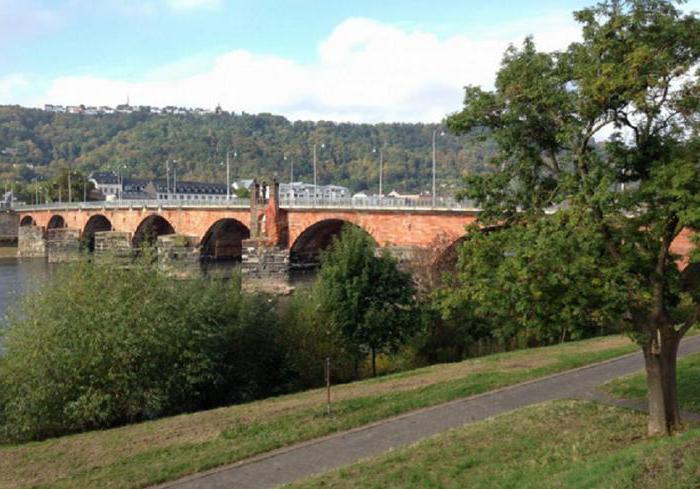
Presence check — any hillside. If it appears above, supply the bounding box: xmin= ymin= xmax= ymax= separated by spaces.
xmin=0 ymin=105 xmax=497 ymax=195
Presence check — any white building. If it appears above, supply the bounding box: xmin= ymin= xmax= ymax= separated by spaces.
xmin=279 ymin=182 xmax=350 ymax=201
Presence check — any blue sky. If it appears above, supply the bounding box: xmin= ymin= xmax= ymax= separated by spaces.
xmin=1 ymin=0 xmax=698 ymax=122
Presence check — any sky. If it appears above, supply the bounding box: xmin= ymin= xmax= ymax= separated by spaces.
xmin=1 ymin=0 xmax=699 ymax=123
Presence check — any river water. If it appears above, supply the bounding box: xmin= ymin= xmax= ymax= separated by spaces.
xmin=0 ymin=259 xmax=52 ymax=324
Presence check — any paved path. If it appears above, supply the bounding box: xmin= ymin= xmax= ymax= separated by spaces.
xmin=158 ymin=336 xmax=700 ymax=489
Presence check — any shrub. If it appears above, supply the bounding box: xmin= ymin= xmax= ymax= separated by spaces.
xmin=0 ymin=258 xmax=282 ymax=442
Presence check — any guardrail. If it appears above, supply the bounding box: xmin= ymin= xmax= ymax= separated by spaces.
xmin=13 ymin=197 xmax=479 ymax=212
xmin=13 ymin=199 xmax=251 ymax=211
xmin=279 ymin=197 xmax=478 ymax=211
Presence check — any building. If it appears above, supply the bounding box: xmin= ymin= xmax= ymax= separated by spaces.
xmin=279 ymin=182 xmax=350 ymax=200
xmin=89 ymin=172 xmax=233 ymax=202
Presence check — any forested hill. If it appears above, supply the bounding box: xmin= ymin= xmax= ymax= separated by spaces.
xmin=0 ymin=105 xmax=497 ymax=194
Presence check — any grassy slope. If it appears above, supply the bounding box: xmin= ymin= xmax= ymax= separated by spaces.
xmin=0 ymin=335 xmax=637 ymax=489
xmin=603 ymin=352 xmax=700 ymax=413
xmin=286 ymin=400 xmax=700 ymax=489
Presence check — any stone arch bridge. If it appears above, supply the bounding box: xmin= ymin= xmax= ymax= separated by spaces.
xmin=16 ymin=181 xmax=694 ymax=290
xmin=16 ymin=181 xmax=484 ymax=290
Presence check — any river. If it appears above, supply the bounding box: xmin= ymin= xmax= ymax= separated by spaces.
xmin=0 ymin=258 xmax=53 ymax=324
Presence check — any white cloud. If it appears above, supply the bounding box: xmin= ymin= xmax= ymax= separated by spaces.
xmin=38 ymin=14 xmax=582 ymax=122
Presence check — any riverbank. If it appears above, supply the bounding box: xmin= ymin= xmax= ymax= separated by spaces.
xmin=0 ymin=335 xmax=638 ymax=489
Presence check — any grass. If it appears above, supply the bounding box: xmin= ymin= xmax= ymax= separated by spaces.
xmin=0 ymin=335 xmax=638 ymax=489
xmin=603 ymin=352 xmax=700 ymax=414
xmin=285 ymin=400 xmax=700 ymax=489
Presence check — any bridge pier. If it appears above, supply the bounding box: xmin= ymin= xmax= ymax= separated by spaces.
xmin=18 ymin=225 xmax=47 ymax=258
xmin=94 ymin=231 xmax=133 ymax=263
xmin=47 ymin=228 xmax=82 ymax=263
xmin=157 ymin=234 xmax=200 ymax=278
xmin=241 ymin=238 xmax=291 ymax=294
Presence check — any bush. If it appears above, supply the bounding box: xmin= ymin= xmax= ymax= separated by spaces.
xmin=0 ymin=258 xmax=283 ymax=443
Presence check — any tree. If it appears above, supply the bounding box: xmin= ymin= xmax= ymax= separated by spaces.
xmin=317 ymin=225 xmax=416 ymax=377
xmin=447 ymin=0 xmax=700 ymax=435
xmin=436 ymin=213 xmax=628 ymax=350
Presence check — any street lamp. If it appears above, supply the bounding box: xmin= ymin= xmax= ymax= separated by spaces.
xmin=284 ymin=153 xmax=294 ymax=184
xmin=432 ymin=129 xmax=445 ymax=208
xmin=313 ymin=143 xmax=325 ymax=207
xmin=372 ymin=147 xmax=384 ymax=198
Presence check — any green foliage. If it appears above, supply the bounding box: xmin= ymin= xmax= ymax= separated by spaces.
xmin=446 ymin=2 xmax=700 ymax=322
xmin=317 ymin=225 xmax=416 ymax=375
xmin=0 ymin=258 xmax=284 ymax=442
xmin=446 ymin=0 xmax=700 ymax=433
xmin=436 ymin=213 xmax=631 ymax=348
xmin=279 ymin=289 xmax=358 ymax=388
xmin=0 ymin=106 xmax=498 ymax=194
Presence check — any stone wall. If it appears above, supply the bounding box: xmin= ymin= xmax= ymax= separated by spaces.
xmin=47 ymin=228 xmax=82 ymax=263
xmin=241 ymin=238 xmax=291 ymax=294
xmin=94 ymin=231 xmax=132 ymax=262
xmin=157 ymin=234 xmax=200 ymax=278
xmin=18 ymin=225 xmax=46 ymax=258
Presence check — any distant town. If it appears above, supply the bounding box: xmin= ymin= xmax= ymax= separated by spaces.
xmin=42 ymin=102 xmax=224 ymax=116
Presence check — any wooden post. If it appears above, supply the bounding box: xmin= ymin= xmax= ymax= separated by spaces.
xmin=325 ymin=356 xmax=331 ymax=415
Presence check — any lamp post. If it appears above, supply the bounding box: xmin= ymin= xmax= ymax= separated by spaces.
xmin=373 ymin=147 xmax=384 ymax=198
xmin=166 ymin=160 xmax=170 ymax=200
xmin=432 ymin=129 xmax=445 ymax=208
xmin=284 ymin=153 xmax=294 ymax=184
xmin=67 ymin=169 xmax=72 ymax=203
xmin=225 ymin=151 xmax=231 ymax=201
xmin=313 ymin=143 xmax=325 ymax=207
xmin=173 ymin=159 xmax=177 ymax=197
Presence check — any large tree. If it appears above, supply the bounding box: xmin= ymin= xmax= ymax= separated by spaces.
xmin=447 ymin=0 xmax=700 ymax=435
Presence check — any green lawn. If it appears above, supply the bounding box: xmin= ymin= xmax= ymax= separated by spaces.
xmin=286 ymin=400 xmax=700 ymax=489
xmin=603 ymin=352 xmax=700 ymax=414
xmin=0 ymin=335 xmax=638 ymax=489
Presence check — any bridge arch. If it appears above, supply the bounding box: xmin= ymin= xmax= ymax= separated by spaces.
xmin=290 ymin=219 xmax=376 ymax=270
xmin=133 ymin=215 xmax=175 ymax=248
xmin=47 ymin=215 xmax=66 ymax=230
xmin=20 ymin=215 xmax=35 ymax=227
xmin=82 ymin=215 xmax=113 ymax=252
xmin=200 ymin=218 xmax=250 ymax=263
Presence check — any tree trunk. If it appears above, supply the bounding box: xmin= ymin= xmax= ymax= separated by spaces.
xmin=371 ymin=347 xmax=377 ymax=377
xmin=661 ymin=334 xmax=681 ymax=431
xmin=642 ymin=331 xmax=681 ymax=436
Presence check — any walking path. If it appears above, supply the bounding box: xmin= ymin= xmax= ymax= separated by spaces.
xmin=157 ymin=336 xmax=700 ymax=489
